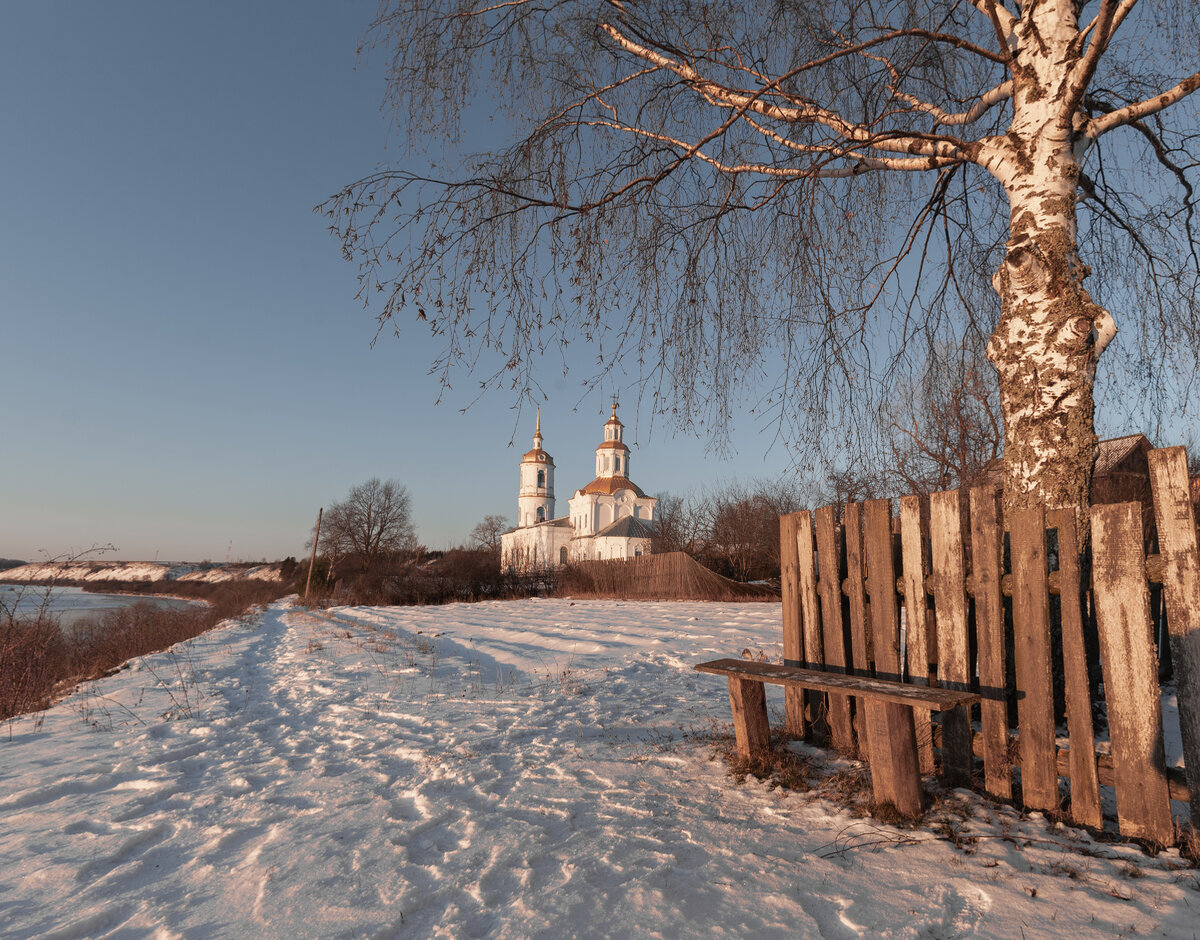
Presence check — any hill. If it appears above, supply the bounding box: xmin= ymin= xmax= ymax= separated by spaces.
xmin=0 ymin=560 xmax=283 ymax=585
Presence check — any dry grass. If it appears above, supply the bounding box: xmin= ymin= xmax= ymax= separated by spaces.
xmin=1 ymin=579 xmax=288 ymax=722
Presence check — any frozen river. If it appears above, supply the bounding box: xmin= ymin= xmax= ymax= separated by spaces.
xmin=0 ymin=584 xmax=199 ymax=626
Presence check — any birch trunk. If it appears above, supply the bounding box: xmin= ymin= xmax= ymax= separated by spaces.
xmin=983 ymin=3 xmax=1116 ymax=530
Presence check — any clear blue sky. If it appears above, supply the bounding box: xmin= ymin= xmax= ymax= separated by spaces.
xmin=1 ymin=4 xmax=1186 ymax=564
xmin=0 ymin=1 xmax=807 ymax=563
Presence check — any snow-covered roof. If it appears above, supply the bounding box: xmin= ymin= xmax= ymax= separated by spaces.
xmin=592 ymin=515 xmax=654 ymax=540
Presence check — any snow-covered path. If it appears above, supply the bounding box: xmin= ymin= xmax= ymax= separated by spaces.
xmin=2 ymin=599 xmax=1196 ymax=938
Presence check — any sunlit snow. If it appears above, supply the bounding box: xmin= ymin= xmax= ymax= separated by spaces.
xmin=2 ymin=599 xmax=1195 ymax=938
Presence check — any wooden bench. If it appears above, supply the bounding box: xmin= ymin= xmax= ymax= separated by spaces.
xmin=695 ymin=658 xmax=980 ymax=816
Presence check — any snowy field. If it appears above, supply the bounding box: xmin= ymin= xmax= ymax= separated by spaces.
xmin=2 ymin=598 xmax=1197 ymax=939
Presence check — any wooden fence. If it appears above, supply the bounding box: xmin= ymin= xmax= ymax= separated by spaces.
xmin=780 ymin=445 xmax=1200 ymax=846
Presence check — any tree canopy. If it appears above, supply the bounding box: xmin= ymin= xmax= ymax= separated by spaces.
xmin=323 ymin=0 xmax=1200 ymax=514
xmin=318 ymin=478 xmax=416 ymax=573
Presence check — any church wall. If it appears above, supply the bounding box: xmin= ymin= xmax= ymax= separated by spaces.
xmin=590 ymin=535 xmax=652 ymax=561
xmin=501 ymin=523 xmax=574 ymax=573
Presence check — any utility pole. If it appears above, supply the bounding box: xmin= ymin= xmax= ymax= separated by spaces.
xmin=304 ymin=507 xmax=323 ymax=602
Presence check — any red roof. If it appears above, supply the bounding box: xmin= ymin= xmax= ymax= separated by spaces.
xmin=578 ymin=477 xmax=646 ymax=498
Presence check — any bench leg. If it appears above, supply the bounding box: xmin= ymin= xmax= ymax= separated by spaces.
xmin=940 ymin=703 xmax=972 ymax=788
xmin=728 ymin=677 xmax=771 ymax=759
xmin=863 ymin=699 xmax=923 ymax=817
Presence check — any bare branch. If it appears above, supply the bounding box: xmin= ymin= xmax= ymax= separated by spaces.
xmin=599 ymin=22 xmax=973 ymax=162
xmin=1086 ymin=68 xmax=1200 ymax=139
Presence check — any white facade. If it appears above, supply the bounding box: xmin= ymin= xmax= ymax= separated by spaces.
xmin=517 ymin=411 xmax=555 ymax=527
xmin=501 ymin=405 xmax=657 ymax=571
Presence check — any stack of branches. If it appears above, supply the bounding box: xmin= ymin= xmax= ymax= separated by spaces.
xmin=557 ymin=551 xmax=777 ymax=602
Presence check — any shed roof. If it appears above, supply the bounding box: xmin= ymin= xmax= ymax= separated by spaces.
xmin=593 ymin=515 xmax=655 ymax=540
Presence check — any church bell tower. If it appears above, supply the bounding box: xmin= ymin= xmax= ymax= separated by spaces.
xmin=517 ymin=410 xmax=555 ymax=526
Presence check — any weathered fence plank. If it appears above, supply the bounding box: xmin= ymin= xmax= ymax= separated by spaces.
xmin=779 ymin=511 xmax=807 ymax=738
xmin=970 ymin=485 xmax=1012 ymax=800
xmin=1010 ymin=506 xmax=1060 ymax=813
xmin=1049 ymin=508 xmax=1102 ymax=829
xmin=930 ymin=489 xmax=973 ymax=787
xmin=865 ymin=499 xmax=902 ymax=682
xmin=815 ymin=505 xmax=854 ymax=753
xmin=797 ymin=511 xmax=829 ymax=739
xmin=844 ymin=502 xmax=872 ymax=674
xmin=1092 ymin=502 xmax=1174 ymax=845
xmin=900 ymin=494 xmax=935 ymax=773
xmin=844 ymin=502 xmax=872 ymax=755
xmin=1148 ymin=446 xmax=1200 ymax=823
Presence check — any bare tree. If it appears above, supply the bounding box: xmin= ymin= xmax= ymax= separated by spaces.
xmin=469 ymin=514 xmax=510 ymax=555
xmin=323 ymin=1 xmax=1200 ymax=530
xmin=652 ymin=492 xmax=703 ymax=555
xmin=882 ymin=339 xmax=1003 ymax=494
xmin=317 ymin=478 xmax=416 ymax=573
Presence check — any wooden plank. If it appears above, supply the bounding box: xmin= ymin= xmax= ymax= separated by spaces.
xmin=930 ymin=489 xmax=973 ymax=787
xmin=1048 ymin=508 xmax=1101 ymax=829
xmin=864 ymin=699 xmax=924 ymax=817
xmin=815 ymin=505 xmax=854 ymax=752
xmin=1148 ymin=446 xmax=1200 ymax=825
xmin=844 ymin=501 xmax=872 ymax=757
xmin=695 ymin=660 xmax=979 ymax=710
xmin=899 ymin=494 xmax=935 ymax=773
xmin=1010 ymin=506 xmax=1060 ymax=813
xmin=962 ymin=731 xmax=1192 ymax=804
xmin=796 ymin=511 xmax=828 ymax=739
xmin=1092 ymin=502 xmax=1175 ymax=845
xmin=728 ymin=676 xmax=771 ymax=759
xmin=970 ymin=485 xmax=1012 ymax=800
xmin=779 ymin=511 xmax=807 ymax=738
xmin=865 ymin=500 xmax=902 ymax=682
xmin=844 ymin=502 xmax=871 ymax=672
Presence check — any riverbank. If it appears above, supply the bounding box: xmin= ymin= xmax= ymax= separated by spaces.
xmin=0 ymin=559 xmax=284 ymax=585
xmin=1 ymin=578 xmax=291 ymax=722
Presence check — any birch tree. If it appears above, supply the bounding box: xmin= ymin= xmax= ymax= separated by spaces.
xmin=323 ymin=0 xmax=1200 ymax=525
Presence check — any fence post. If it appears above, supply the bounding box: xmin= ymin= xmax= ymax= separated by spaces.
xmin=970 ymin=485 xmax=1012 ymax=800
xmin=1010 ymin=506 xmax=1059 ymax=813
xmin=1048 ymin=508 xmax=1101 ymax=829
xmin=930 ymin=489 xmax=972 ymax=788
xmin=864 ymin=500 xmax=902 ymax=682
xmin=816 ymin=505 xmax=854 ymax=753
xmin=1092 ymin=501 xmax=1174 ymax=845
xmin=779 ymin=512 xmax=807 ymax=738
xmin=797 ymin=511 xmax=829 ymax=740
xmin=900 ymin=494 xmax=935 ymax=773
xmin=1148 ymin=446 xmax=1200 ymax=825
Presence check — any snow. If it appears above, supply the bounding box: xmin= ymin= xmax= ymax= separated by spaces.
xmin=0 ymin=561 xmax=282 ymax=583
xmin=3 ymin=598 xmax=1196 ymax=938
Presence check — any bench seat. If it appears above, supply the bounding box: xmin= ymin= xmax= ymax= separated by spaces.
xmin=695 ymin=658 xmax=980 ymax=816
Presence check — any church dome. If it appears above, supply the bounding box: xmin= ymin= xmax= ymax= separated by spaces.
xmin=578 ymin=477 xmax=646 ymax=497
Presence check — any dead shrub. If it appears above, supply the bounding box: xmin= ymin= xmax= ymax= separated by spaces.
xmin=720 ymin=738 xmax=813 ymax=792
xmin=1 ymin=579 xmax=290 ymax=722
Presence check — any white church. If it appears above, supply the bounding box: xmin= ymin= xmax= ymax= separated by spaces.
xmin=500 ymin=404 xmax=657 ymax=571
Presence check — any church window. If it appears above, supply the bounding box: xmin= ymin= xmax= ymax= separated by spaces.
xmin=560 ymin=547 xmax=568 ymax=564
xmin=615 ymin=456 xmax=621 ymax=473
xmin=537 ymin=469 xmax=545 ymax=488
xmin=537 ymin=506 xmax=545 ymax=522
